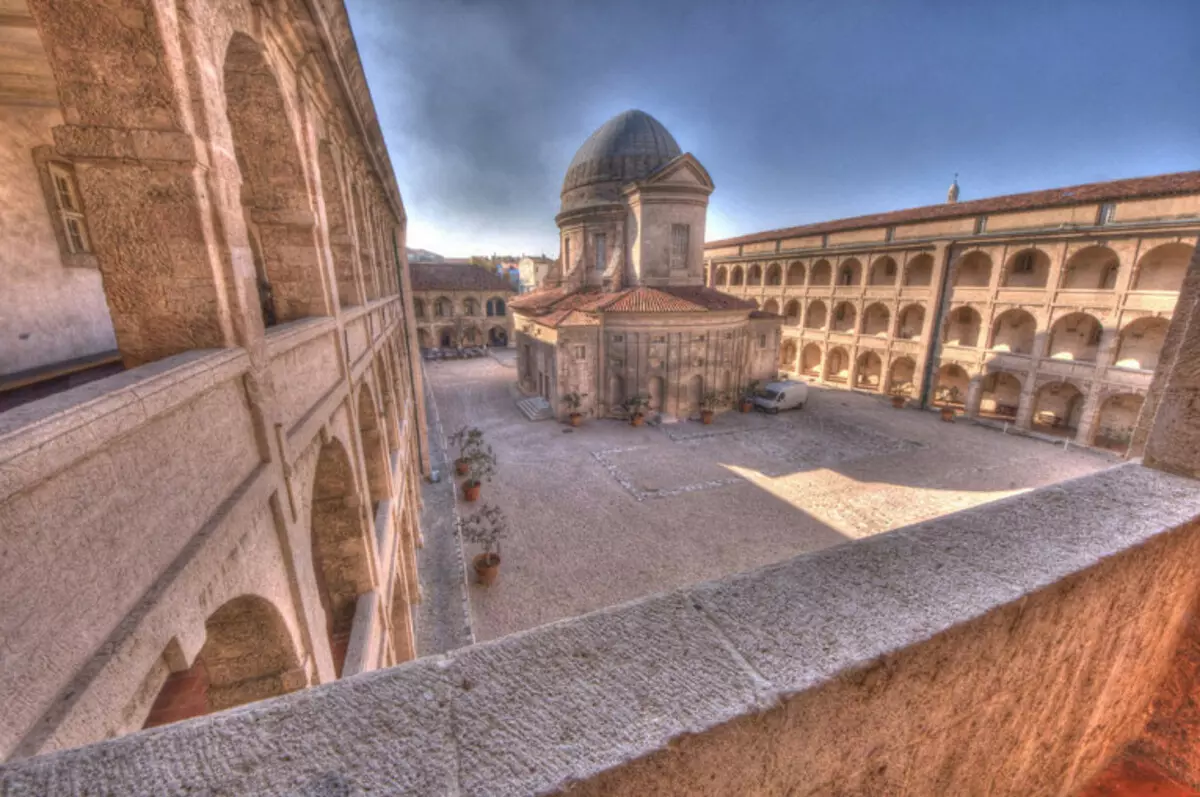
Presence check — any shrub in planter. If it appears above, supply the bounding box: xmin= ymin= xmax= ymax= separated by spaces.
xmin=889 ymin=382 xmax=913 ymax=409
xmin=936 ymin=385 xmax=962 ymax=422
xmin=459 ymin=503 xmax=509 ymax=586
xmin=561 ymin=391 xmax=588 ymax=427
xmin=622 ymin=394 xmax=651 ymax=426
xmin=739 ymin=380 xmax=761 ymax=413
xmin=698 ymin=389 xmax=726 ymax=425
xmin=448 ymin=426 xmax=485 ymax=476
xmin=461 ymin=443 xmax=496 ymax=501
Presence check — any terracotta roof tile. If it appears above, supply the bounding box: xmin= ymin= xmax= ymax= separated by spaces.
xmin=705 ymin=170 xmax=1200 ymax=250
xmin=511 ymin=284 xmax=755 ymax=327
xmin=410 ymin=263 xmax=514 ymax=292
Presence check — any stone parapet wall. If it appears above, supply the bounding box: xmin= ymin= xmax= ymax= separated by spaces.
xmin=4 ymin=463 xmax=1199 ymax=795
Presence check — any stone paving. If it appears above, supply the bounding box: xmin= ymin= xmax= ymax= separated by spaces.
xmin=425 ymin=354 xmax=1119 ymax=643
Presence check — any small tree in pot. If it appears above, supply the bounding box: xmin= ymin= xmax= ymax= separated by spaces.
xmin=561 ymin=391 xmax=587 ymax=427
xmin=936 ymin=385 xmax=962 ymax=422
xmin=449 ymin=426 xmax=484 ymax=476
xmin=462 ymin=442 xmax=496 ymax=501
xmin=739 ymin=380 xmax=761 ymax=413
xmin=459 ymin=503 xmax=509 ymax=586
xmin=698 ymin=390 xmax=725 ymax=425
xmin=622 ymin=394 xmax=651 ymax=427
xmin=889 ymin=382 xmax=913 ymax=409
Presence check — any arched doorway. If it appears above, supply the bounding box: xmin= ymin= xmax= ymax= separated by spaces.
xmin=838 ymin=259 xmax=862 ymax=286
xmin=855 ymin=351 xmax=883 ymax=390
xmin=763 ymin=298 xmax=780 ymax=315
xmin=1062 ymin=246 xmax=1120 ymax=290
xmin=786 ymin=261 xmax=805 ymax=285
xmin=714 ymin=266 xmax=728 ymax=286
xmin=831 ymin=302 xmax=856 ymax=333
xmin=1114 ymin=317 xmax=1169 ymax=371
xmin=1093 ymin=393 xmax=1145 ymax=453
xmin=310 ymin=438 xmax=371 ymax=677
xmin=730 ymin=266 xmax=744 ymax=286
xmin=978 ymin=372 xmax=1022 ymax=420
xmin=488 ymin=326 xmax=508 ymax=346
xmin=825 ymin=348 xmax=850 ymax=383
xmin=896 ymin=304 xmax=925 ymax=340
xmin=142 ymin=596 xmax=302 ymax=729
xmin=904 ymin=254 xmax=934 ymax=286
xmin=869 ymin=256 xmax=898 ymax=286
xmin=933 ymin=364 xmax=970 ymax=407
xmin=810 ymin=259 xmax=832 ymax=285
xmin=1032 ymin=381 xmax=1085 ymax=437
xmin=862 ymin=303 xmax=890 ymax=336
xmin=888 ymin=357 xmax=915 ymax=394
xmin=1002 ymin=248 xmax=1051 ymax=288
xmin=438 ymin=326 xmax=455 ymax=348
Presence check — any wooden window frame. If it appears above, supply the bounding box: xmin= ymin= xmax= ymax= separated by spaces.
xmin=33 ymin=146 xmax=97 ymax=269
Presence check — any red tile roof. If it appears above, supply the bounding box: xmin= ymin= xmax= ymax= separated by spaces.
xmin=705 ymin=170 xmax=1200 ymax=249
xmin=510 ymin=285 xmax=755 ymax=327
xmin=410 ymin=263 xmax=514 ymax=292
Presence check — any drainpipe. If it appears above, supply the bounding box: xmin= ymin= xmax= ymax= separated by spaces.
xmin=919 ymin=241 xmax=957 ymax=409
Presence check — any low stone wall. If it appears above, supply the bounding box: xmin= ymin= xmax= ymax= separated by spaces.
xmin=3 ymin=463 xmax=1199 ymax=795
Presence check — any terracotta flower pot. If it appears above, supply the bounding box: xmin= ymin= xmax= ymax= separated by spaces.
xmin=570 ymin=412 xmax=582 ymax=427
xmin=739 ymin=400 xmax=753 ymax=413
xmin=701 ymin=410 xmax=714 ymax=425
xmin=891 ymin=396 xmax=905 ymax=409
xmin=940 ymin=407 xmax=956 ymax=422
xmin=474 ymin=553 xmax=500 ymax=586
xmin=455 ymin=458 xmax=469 ymax=476
xmin=463 ymin=482 xmax=481 ymax=501
xmin=631 ymin=414 xmax=644 ymax=427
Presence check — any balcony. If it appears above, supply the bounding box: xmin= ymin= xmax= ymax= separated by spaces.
xmin=995 ymin=287 xmax=1048 ymax=305
xmin=1124 ymin=291 xmax=1181 ymax=313
xmin=1054 ymin=289 xmax=1117 ymax=308
xmin=4 ymin=465 xmax=1199 ymax=795
xmin=947 ymin=286 xmax=990 ymax=303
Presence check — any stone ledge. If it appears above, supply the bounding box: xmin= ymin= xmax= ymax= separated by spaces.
xmin=3 ymin=463 xmax=1199 ymax=795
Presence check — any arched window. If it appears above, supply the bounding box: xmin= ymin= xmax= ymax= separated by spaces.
xmin=486 ymin=297 xmax=506 ymax=316
xmin=434 ymin=297 xmax=453 ymax=317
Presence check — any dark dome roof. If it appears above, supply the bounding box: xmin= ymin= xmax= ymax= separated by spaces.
xmin=562 ymin=110 xmax=682 ymax=194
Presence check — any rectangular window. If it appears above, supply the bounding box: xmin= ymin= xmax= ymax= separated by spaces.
xmin=593 ymin=233 xmax=606 ymax=271
xmin=49 ymin=164 xmax=90 ymax=254
xmin=670 ymin=224 xmax=689 ymax=270
xmin=573 ymin=345 xmax=586 ymax=360
xmin=564 ymin=236 xmax=571 ymax=268
xmin=1099 ymin=203 xmax=1116 ymax=225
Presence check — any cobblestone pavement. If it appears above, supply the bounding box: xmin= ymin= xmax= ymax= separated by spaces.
xmin=425 ymin=356 xmax=1120 ymax=643
xmin=414 ymin=364 xmax=473 ymax=658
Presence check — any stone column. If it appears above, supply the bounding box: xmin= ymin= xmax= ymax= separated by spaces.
xmin=965 ymin=375 xmax=984 ymax=419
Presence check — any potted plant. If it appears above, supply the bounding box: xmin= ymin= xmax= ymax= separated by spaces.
xmin=622 ymin=394 xmax=651 ymax=427
xmin=936 ymin=385 xmax=962 ymax=422
xmin=458 ymin=503 xmax=509 ymax=586
xmin=448 ymin=426 xmax=484 ymax=476
xmin=561 ymin=391 xmax=588 ymax=427
xmin=699 ymin=390 xmax=724 ymax=425
xmin=461 ymin=442 xmax=496 ymax=501
xmin=889 ymin=383 xmax=912 ymax=409
xmin=739 ymin=380 xmax=761 ymax=413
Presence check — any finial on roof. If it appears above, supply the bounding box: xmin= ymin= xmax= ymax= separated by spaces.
xmin=947 ymin=173 xmax=960 ymax=204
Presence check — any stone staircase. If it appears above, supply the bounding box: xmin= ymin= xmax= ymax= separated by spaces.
xmin=517 ymin=396 xmax=554 ymax=422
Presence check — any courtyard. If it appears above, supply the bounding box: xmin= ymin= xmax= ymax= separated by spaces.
xmin=426 ymin=351 xmax=1118 ymax=643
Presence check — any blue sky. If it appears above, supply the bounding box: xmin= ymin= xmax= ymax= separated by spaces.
xmin=346 ymin=0 xmax=1200 ymax=257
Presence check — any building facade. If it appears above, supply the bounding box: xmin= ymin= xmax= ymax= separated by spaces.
xmin=0 ymin=0 xmax=428 ymax=761
xmin=411 ymin=263 xmax=515 ymax=348
xmin=706 ymin=172 xmax=1200 ymax=453
xmin=512 ymin=110 xmax=779 ymax=421
xmin=518 ymin=255 xmax=555 ymax=293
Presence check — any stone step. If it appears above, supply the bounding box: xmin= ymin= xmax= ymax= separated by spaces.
xmin=517 ymin=396 xmax=554 ymax=422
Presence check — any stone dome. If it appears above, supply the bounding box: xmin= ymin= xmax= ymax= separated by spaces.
xmin=561 ymin=110 xmax=682 ymax=195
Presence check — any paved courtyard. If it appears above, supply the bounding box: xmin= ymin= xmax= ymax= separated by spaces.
xmin=426 ymin=351 xmax=1119 ymax=643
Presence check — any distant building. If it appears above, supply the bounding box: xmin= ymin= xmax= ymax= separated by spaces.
xmin=406 ymin=248 xmax=443 ymax=263
xmin=410 ymin=263 xmax=516 ymax=348
xmin=518 ymin=255 xmax=556 ymax=294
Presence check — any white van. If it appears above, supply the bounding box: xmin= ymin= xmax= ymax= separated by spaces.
xmin=753 ymin=380 xmax=809 ymax=414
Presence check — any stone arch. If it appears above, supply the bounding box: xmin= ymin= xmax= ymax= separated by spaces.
xmin=357 ymin=385 xmax=389 ymax=510
xmin=142 ymin=595 xmax=303 ymax=729
xmin=1047 ymin=312 xmax=1102 ymax=362
xmin=762 ymin=298 xmax=780 ymax=315
xmin=462 ymin=326 xmax=482 ymax=346
xmin=1093 ymin=393 xmax=1145 ymax=452
xmin=801 ymin=343 xmax=822 ymax=377
xmin=990 ymin=308 xmax=1038 ymax=354
xmin=780 ymin=339 xmax=798 ymax=369
xmin=417 ymin=328 xmax=432 ymax=348
xmin=714 ymin=266 xmax=728 ymax=286
xmin=831 ymin=301 xmax=856 ymax=333
xmin=855 ymin=350 xmax=883 ymax=389
xmin=783 ymin=299 xmax=801 ymax=325
xmin=804 ymin=300 xmax=827 ymax=330
xmin=413 ymin=298 xmax=426 ymax=319
xmin=888 ymin=356 xmax=916 ymax=392
xmin=786 ymin=261 xmax=805 ymax=285
xmin=1133 ymin=242 xmax=1193 ymax=291
xmin=224 ymin=33 xmax=324 ymax=326
xmin=862 ymin=303 xmax=890 ymax=336
xmin=1114 ymin=316 xmax=1169 ymax=371
xmin=310 ymin=437 xmax=372 ymax=677
xmin=462 ymin=297 xmax=480 ymax=316
xmin=434 ymin=296 xmax=453 ymax=317
xmin=943 ymin=306 xmax=981 ymax=347
xmin=766 ymin=263 xmax=783 ymax=286
xmin=933 ymin=364 xmax=970 ymax=406
xmin=1062 ymin=245 xmax=1120 ymax=290
xmin=896 ymin=304 xmax=925 ymax=340
xmin=954 ymin=251 xmax=992 ymax=287
xmin=1002 ymin=248 xmax=1051 ymax=288
xmin=318 ymin=141 xmax=359 ymax=309
xmin=349 ymin=185 xmax=379 ymax=301
xmin=648 ymin=376 xmax=665 ymax=411
xmin=978 ymin=371 xmax=1022 ymax=420
xmin=825 ymin=347 xmax=850 ymax=383
xmin=437 ymin=326 xmax=456 ymax=348
xmin=730 ymin=265 xmax=744 ymax=286
xmin=837 ymin=258 xmax=862 ymax=286
xmin=488 ymin=325 xmax=508 ymax=347
xmin=868 ymin=256 xmax=898 ymax=286
xmin=1032 ymin=381 xmax=1085 ymax=436
xmin=486 ymin=297 xmax=507 ymax=317
xmin=748 ymin=264 xmax=763 ymax=286
xmin=904 ymin=254 xmax=934 ymax=286
xmin=810 ymin=259 xmax=832 ymax=286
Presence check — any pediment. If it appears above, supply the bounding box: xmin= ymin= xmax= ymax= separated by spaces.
xmin=640 ymin=153 xmax=714 ymax=191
